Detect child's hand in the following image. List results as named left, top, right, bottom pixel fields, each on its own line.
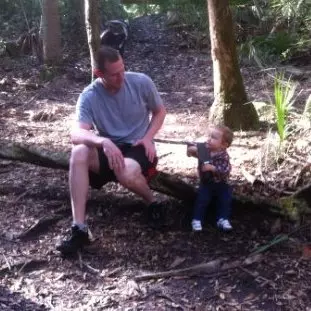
left=202, top=163, right=215, bottom=172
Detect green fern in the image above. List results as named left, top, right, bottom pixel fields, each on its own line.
left=273, top=74, right=296, bottom=142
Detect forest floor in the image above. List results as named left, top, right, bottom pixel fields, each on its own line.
left=1, top=14, right=311, bottom=311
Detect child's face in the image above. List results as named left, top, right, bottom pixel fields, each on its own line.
left=206, top=127, right=227, bottom=151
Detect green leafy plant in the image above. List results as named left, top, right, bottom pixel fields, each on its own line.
left=271, top=0, right=311, bottom=33
left=124, top=0, right=208, bottom=29
left=124, top=4, right=160, bottom=18
left=273, top=73, right=297, bottom=142
left=240, top=31, right=296, bottom=65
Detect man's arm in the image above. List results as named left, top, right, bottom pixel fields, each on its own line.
left=70, top=122, right=125, bottom=171
left=71, top=122, right=105, bottom=147
left=187, top=145, right=198, bottom=158
left=134, top=103, right=166, bottom=162
left=143, top=103, right=166, bottom=141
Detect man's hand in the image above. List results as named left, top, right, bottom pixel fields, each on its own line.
left=102, top=139, right=125, bottom=172
left=187, top=145, right=197, bottom=157
left=134, top=138, right=156, bottom=162
left=202, top=163, right=216, bottom=172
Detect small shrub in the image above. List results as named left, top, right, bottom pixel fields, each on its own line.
left=239, top=32, right=297, bottom=66
left=259, top=130, right=281, bottom=172
left=273, top=73, right=297, bottom=142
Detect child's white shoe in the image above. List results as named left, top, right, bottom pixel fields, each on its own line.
left=217, top=218, right=233, bottom=231
left=191, top=219, right=202, bottom=231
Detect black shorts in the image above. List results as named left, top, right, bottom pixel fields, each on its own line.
left=89, top=144, right=157, bottom=189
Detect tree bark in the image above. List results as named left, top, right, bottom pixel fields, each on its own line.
left=41, top=0, right=62, bottom=65
left=85, top=0, right=101, bottom=80
left=67, top=0, right=86, bottom=43
left=207, top=0, right=259, bottom=130
left=1, top=141, right=310, bottom=221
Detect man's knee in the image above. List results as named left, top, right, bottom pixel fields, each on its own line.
left=70, top=144, right=92, bottom=166
left=117, top=159, right=144, bottom=187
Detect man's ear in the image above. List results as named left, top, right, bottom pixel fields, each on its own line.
left=93, top=69, right=104, bottom=78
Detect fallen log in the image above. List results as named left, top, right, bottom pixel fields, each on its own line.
left=0, top=141, right=310, bottom=221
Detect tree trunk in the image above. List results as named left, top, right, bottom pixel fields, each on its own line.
left=78, top=0, right=86, bottom=33
left=1, top=141, right=309, bottom=221
left=207, top=0, right=259, bottom=130
left=41, top=0, right=62, bottom=65
left=85, top=0, right=100, bottom=80
left=67, top=0, right=86, bottom=43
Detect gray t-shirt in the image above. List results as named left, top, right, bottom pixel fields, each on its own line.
left=76, top=72, right=163, bottom=144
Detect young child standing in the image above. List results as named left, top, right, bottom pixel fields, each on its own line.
left=187, top=124, right=234, bottom=232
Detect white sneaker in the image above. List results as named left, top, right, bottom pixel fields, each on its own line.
left=217, top=218, right=233, bottom=231
left=191, top=219, right=202, bottom=231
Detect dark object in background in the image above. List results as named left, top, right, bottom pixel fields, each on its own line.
left=100, top=20, right=129, bottom=57
left=197, top=143, right=213, bottom=183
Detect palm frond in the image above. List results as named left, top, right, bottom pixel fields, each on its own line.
left=273, top=73, right=297, bottom=142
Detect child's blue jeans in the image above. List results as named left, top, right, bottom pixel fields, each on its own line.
left=193, top=181, right=232, bottom=222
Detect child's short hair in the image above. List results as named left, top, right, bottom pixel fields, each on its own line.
left=211, top=124, right=234, bottom=146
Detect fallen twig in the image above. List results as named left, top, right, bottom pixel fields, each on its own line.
left=135, top=259, right=222, bottom=281
left=256, top=275, right=276, bottom=288
left=251, top=223, right=311, bottom=255
left=2, top=254, right=11, bottom=271
left=238, top=266, right=259, bottom=278
left=251, top=234, right=289, bottom=255
left=82, top=262, right=101, bottom=275
left=156, top=294, right=185, bottom=310
left=0, top=259, right=47, bottom=275
left=240, top=265, right=276, bottom=287
left=135, top=254, right=262, bottom=281
left=18, top=215, right=63, bottom=241
left=154, top=138, right=192, bottom=145
left=105, top=267, right=123, bottom=278
left=158, top=152, right=173, bottom=160
left=12, top=189, right=32, bottom=204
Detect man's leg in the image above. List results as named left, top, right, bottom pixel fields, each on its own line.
left=69, top=144, right=100, bottom=224
left=115, top=157, right=165, bottom=226
left=115, top=158, right=154, bottom=204
left=56, top=144, right=100, bottom=256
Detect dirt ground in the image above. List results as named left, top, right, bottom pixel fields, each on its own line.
left=1, top=14, right=311, bottom=311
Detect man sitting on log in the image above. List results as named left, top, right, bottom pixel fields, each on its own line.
left=56, top=46, right=166, bottom=256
